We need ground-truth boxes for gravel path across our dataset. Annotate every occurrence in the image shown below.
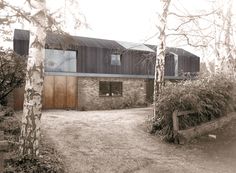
[41,108,236,173]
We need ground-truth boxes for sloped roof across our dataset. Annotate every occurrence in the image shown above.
[145,44,199,58]
[13,29,125,50]
[13,29,199,58]
[46,32,125,50]
[117,41,154,52]
[166,47,199,58]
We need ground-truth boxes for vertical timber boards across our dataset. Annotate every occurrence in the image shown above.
[43,75,77,109]
[13,86,25,110]
[66,76,77,109]
[14,75,77,110]
[43,76,54,109]
[54,76,67,109]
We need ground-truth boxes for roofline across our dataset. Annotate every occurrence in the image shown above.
[13,29,200,57]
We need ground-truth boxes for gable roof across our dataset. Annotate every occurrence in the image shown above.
[117,41,154,52]
[13,29,199,58]
[46,32,125,50]
[145,44,199,58]
[166,47,199,58]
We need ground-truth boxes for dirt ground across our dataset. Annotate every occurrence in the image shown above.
[41,107,236,173]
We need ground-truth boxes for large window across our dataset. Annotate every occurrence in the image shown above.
[45,49,76,72]
[99,81,122,97]
[111,54,121,66]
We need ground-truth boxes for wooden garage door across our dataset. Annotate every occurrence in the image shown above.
[43,75,77,109]
[13,75,77,110]
[13,86,25,110]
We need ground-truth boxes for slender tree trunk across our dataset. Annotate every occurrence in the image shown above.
[153,0,171,118]
[215,0,233,74]
[222,0,233,75]
[19,0,47,157]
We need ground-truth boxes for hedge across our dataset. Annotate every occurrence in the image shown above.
[150,74,236,142]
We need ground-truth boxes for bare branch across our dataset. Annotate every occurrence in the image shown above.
[3,1,31,22]
[168,9,218,18]
[168,18,194,31]
[166,33,209,47]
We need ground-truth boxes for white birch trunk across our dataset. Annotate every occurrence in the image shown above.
[215,0,234,75]
[153,0,171,118]
[19,0,47,157]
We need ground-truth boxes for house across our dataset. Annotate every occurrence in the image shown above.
[12,29,200,110]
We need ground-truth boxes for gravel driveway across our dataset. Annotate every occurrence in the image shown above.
[41,107,236,173]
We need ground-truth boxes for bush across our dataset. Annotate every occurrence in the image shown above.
[4,151,65,173]
[150,74,236,142]
[0,49,26,105]
[3,111,65,173]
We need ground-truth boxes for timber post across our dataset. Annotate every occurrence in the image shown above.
[172,110,236,144]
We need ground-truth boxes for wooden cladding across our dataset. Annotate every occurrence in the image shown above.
[43,76,54,108]
[14,30,200,78]
[13,75,78,110]
[76,46,200,76]
[13,86,25,110]
[43,76,77,109]
[77,46,154,75]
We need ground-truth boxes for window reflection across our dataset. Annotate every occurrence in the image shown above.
[45,49,76,72]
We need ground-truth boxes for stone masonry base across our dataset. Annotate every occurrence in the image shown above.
[77,77,147,110]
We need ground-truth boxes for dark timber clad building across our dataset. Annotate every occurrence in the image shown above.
[12,29,200,110]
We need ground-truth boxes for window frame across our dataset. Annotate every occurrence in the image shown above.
[110,54,121,66]
[99,81,123,97]
[45,49,77,72]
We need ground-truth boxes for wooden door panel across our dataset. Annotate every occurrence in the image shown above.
[43,76,54,109]
[66,76,77,109]
[14,86,25,110]
[54,76,67,108]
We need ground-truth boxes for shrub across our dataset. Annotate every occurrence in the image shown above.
[150,74,236,142]
[0,49,26,105]
[4,148,65,173]
[3,111,65,173]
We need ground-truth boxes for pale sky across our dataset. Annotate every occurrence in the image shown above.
[3,0,236,59]
[62,0,212,44]
[45,0,217,57]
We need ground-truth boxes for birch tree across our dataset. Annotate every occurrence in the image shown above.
[20,0,83,157]
[19,0,47,157]
[164,1,216,73]
[165,0,236,74]
[153,0,171,118]
[0,0,83,157]
[0,0,45,156]
[214,0,235,74]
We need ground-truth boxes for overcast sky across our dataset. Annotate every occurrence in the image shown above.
[61,0,211,44]
[45,0,215,57]
[3,0,234,58]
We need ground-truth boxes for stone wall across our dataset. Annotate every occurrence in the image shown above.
[78,77,147,110]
